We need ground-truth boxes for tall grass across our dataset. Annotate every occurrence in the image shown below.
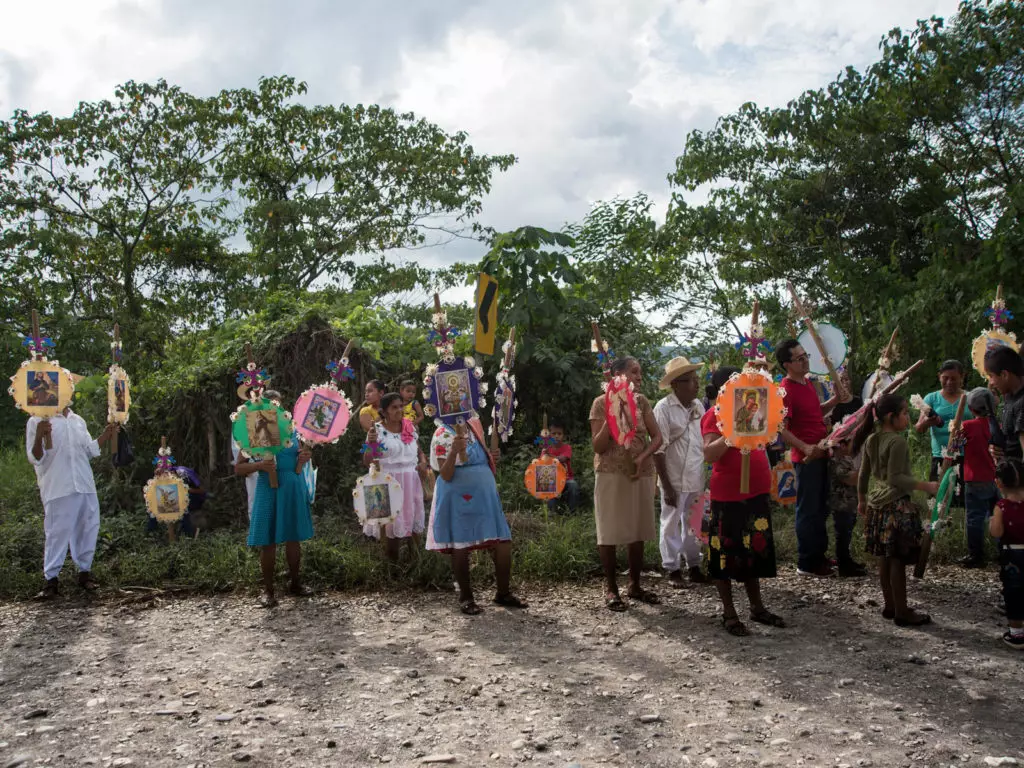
[0,441,995,601]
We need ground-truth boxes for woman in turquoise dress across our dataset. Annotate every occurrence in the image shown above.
[235,406,314,607]
[428,418,527,615]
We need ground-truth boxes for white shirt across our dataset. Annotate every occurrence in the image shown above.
[653,393,705,494]
[25,410,101,504]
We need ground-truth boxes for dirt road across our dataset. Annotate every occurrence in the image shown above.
[0,569,1021,767]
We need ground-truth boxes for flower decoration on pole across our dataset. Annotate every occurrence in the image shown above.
[534,413,557,448]
[735,302,773,362]
[428,295,462,364]
[491,327,518,443]
[325,339,356,386]
[591,322,615,380]
[236,344,271,401]
[972,284,1019,377]
[153,442,176,473]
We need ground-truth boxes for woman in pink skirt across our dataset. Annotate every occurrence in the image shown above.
[363,393,428,560]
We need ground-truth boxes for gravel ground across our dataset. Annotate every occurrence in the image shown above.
[0,566,1021,768]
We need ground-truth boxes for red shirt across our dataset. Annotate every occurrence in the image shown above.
[781,376,828,462]
[997,499,1024,546]
[545,443,573,480]
[701,409,770,502]
[961,418,996,483]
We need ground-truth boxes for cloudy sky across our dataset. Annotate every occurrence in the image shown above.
[1,0,959,274]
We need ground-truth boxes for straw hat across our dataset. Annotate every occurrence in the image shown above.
[659,357,703,389]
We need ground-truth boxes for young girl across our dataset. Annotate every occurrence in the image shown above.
[359,380,386,432]
[959,388,1000,567]
[991,458,1024,649]
[400,380,425,425]
[363,393,427,560]
[855,394,939,626]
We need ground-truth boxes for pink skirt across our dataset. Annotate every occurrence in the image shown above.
[363,468,425,540]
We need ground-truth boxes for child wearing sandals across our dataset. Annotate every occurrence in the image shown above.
[700,366,785,636]
[854,393,939,627]
[991,458,1024,649]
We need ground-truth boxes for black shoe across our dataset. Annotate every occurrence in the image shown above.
[958,554,986,569]
[837,560,868,578]
[34,578,59,600]
[1003,631,1024,650]
[688,566,708,584]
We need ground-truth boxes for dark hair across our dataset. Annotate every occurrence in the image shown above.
[996,458,1024,490]
[967,387,996,418]
[548,417,566,431]
[379,392,403,413]
[366,379,386,392]
[400,380,417,389]
[706,366,740,401]
[939,359,965,375]
[775,339,800,367]
[984,346,1024,377]
[610,356,638,376]
[852,393,907,455]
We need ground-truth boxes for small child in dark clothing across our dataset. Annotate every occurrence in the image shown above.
[958,388,1000,567]
[991,458,1024,650]
[829,437,862,576]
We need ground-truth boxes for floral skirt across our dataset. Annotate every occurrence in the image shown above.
[864,497,923,564]
[707,494,776,582]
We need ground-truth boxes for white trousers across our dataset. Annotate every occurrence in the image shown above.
[43,493,100,580]
[659,489,703,571]
[245,474,257,521]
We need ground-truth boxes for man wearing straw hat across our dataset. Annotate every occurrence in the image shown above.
[26,397,119,600]
[653,357,709,587]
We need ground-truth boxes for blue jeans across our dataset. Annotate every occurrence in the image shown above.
[964,481,998,559]
[794,459,840,571]
[548,480,580,513]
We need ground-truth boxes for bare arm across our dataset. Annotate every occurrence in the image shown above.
[358,410,375,432]
[703,432,730,464]
[235,458,273,476]
[590,418,612,455]
[990,505,1005,538]
[634,407,663,470]
[653,453,677,506]
[820,395,839,416]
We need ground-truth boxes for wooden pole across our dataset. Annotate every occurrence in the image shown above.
[31,311,53,448]
[455,422,468,463]
[996,284,1003,305]
[591,322,604,356]
[915,393,967,579]
[749,300,760,329]
[340,339,353,361]
[111,324,121,455]
[787,281,848,401]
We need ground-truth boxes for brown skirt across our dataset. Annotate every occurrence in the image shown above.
[594,472,656,546]
[864,497,924,565]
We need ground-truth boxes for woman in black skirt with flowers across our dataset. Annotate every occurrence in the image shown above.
[700,367,785,636]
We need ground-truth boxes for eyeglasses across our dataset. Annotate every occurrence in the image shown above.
[792,354,809,363]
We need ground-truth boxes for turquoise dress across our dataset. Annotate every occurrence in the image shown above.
[247,439,314,547]
[426,431,511,553]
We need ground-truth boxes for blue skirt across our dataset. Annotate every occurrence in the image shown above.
[247,458,314,547]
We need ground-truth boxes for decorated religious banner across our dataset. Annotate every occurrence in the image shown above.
[491,328,517,443]
[714,368,787,493]
[352,462,404,526]
[8,311,75,449]
[106,324,130,454]
[829,360,925,447]
[474,272,499,356]
[144,438,190,531]
[770,459,798,506]
[971,285,1018,376]
[524,453,568,501]
[788,282,850,400]
[687,490,712,544]
[230,347,293,488]
[293,385,352,445]
[604,374,638,447]
[423,295,488,428]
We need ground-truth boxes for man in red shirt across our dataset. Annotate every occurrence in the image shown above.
[777,339,866,578]
[544,420,579,512]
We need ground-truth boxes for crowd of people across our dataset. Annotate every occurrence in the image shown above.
[21,339,1024,649]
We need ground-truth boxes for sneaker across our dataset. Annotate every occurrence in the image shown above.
[1003,631,1024,650]
[688,566,709,584]
[797,564,835,578]
[837,560,868,578]
[33,578,59,600]
[958,554,986,569]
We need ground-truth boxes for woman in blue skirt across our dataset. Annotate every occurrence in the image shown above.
[428,417,527,615]
[235,391,314,607]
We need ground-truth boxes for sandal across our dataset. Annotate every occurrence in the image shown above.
[627,589,661,605]
[605,593,627,612]
[78,572,99,591]
[258,593,278,609]
[749,609,786,628]
[894,611,931,627]
[722,615,750,636]
[493,593,528,609]
[881,607,895,620]
[460,599,483,616]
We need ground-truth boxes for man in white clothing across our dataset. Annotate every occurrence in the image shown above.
[653,357,708,588]
[26,407,118,599]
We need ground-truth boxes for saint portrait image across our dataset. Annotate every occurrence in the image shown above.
[27,371,60,407]
[733,387,767,436]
